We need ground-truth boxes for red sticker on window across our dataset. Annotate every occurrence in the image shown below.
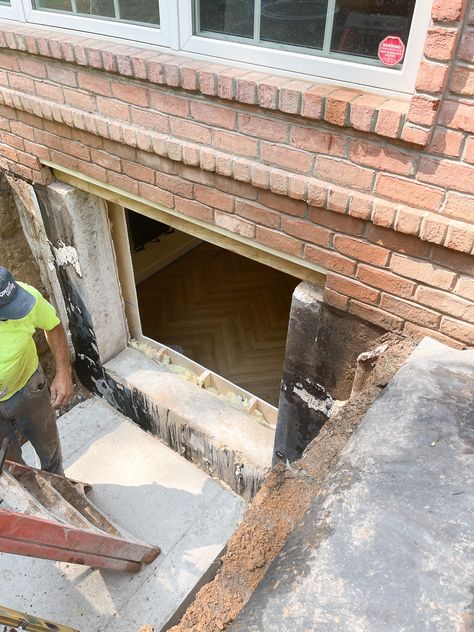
[378,36,405,66]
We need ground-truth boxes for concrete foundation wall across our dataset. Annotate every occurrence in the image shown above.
[0,0,472,348]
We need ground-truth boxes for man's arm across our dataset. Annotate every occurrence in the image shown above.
[44,323,74,408]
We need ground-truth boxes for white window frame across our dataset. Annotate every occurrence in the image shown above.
[177,0,433,94]
[19,0,173,47]
[1,0,432,94]
[0,0,25,21]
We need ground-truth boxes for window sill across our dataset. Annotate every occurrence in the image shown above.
[0,22,435,146]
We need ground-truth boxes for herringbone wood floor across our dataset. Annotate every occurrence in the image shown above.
[137,243,299,405]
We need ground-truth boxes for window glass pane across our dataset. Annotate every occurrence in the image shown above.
[260,0,328,50]
[33,0,160,25]
[198,0,255,38]
[330,0,415,61]
[0,0,11,5]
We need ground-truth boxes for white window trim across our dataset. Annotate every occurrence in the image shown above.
[178,0,433,94]
[20,0,173,47]
[3,0,432,94]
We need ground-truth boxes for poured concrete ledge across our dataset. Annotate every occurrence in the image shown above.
[104,347,274,501]
[231,338,474,631]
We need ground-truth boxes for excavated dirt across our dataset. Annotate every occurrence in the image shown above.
[162,333,418,632]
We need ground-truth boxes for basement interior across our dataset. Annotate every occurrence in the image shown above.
[125,209,299,406]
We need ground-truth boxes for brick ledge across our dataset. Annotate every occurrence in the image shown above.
[0,85,471,255]
[0,22,434,147]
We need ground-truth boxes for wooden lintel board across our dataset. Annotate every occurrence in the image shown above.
[47,164,327,287]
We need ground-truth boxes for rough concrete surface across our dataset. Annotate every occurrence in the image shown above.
[168,333,419,632]
[230,338,474,631]
[0,397,245,631]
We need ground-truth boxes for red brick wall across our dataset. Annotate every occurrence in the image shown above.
[0,0,473,347]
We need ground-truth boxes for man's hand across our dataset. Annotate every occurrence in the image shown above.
[45,323,74,409]
[50,370,74,408]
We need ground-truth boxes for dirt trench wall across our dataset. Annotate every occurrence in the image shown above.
[0,173,54,377]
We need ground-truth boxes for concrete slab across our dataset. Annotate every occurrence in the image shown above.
[104,347,274,499]
[230,338,474,631]
[1,398,245,632]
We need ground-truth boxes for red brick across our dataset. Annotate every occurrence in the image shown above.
[349,300,403,331]
[279,80,312,114]
[213,129,258,158]
[349,141,413,175]
[154,173,193,198]
[106,170,139,195]
[349,195,373,220]
[77,71,111,96]
[71,128,102,148]
[349,94,386,132]
[376,174,443,211]
[305,245,356,276]
[440,316,474,344]
[237,72,264,105]
[323,288,349,311]
[327,189,350,213]
[255,226,303,256]
[395,207,426,235]
[454,275,474,301]
[307,182,327,208]
[301,85,334,120]
[63,88,95,112]
[98,97,130,121]
[170,118,211,144]
[291,126,345,156]
[432,0,463,21]
[443,192,474,222]
[235,200,280,229]
[139,182,174,208]
[439,100,474,133]
[218,68,244,100]
[415,61,448,93]
[449,66,474,95]
[258,190,306,218]
[282,217,332,246]
[215,176,257,200]
[181,60,208,91]
[424,27,458,61]
[375,100,406,138]
[175,197,213,222]
[463,136,474,164]
[310,207,365,236]
[150,91,189,117]
[316,157,374,191]
[427,128,464,157]
[45,65,76,87]
[17,57,47,78]
[380,294,440,327]
[416,286,474,322]
[269,169,288,194]
[445,221,474,253]
[131,107,170,132]
[325,89,359,126]
[431,244,474,275]
[234,159,252,183]
[1,131,24,150]
[34,81,64,103]
[196,65,218,96]
[111,81,148,107]
[390,254,455,289]
[190,101,236,129]
[459,31,474,63]
[238,113,288,142]
[327,273,380,304]
[251,165,270,190]
[214,211,255,238]
[400,124,431,146]
[417,157,474,195]
[334,235,390,266]
[371,202,397,229]
[194,185,233,212]
[357,265,416,298]
[122,160,155,184]
[0,51,18,71]
[404,322,459,347]
[288,175,307,201]
[257,76,288,110]
[419,214,450,244]
[407,96,440,126]
[183,143,200,166]
[8,72,35,93]
[261,143,313,174]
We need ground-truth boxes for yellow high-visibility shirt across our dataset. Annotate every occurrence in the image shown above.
[0,283,60,402]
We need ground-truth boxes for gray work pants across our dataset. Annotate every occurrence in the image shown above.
[0,365,64,475]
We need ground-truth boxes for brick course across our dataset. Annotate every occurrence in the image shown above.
[0,0,473,347]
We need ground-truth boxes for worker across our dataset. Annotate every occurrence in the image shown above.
[0,267,73,475]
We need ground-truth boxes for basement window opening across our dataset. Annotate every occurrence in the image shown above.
[124,209,299,409]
